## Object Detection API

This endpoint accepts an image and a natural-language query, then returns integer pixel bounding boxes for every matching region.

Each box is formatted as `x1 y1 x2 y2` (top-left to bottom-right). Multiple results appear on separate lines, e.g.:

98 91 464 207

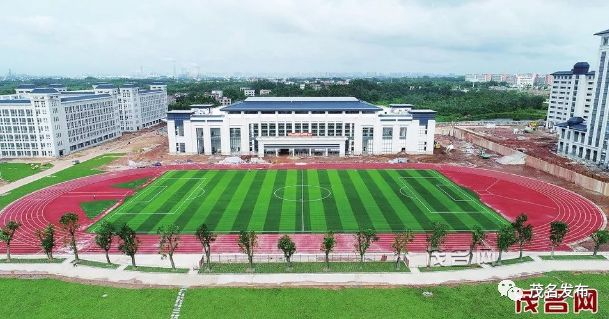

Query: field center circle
273 185 332 202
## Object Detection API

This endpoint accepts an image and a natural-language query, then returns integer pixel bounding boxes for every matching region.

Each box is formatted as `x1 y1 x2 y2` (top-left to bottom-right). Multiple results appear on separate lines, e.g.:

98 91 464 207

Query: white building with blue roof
551 28 609 168
167 97 435 157
0 82 167 158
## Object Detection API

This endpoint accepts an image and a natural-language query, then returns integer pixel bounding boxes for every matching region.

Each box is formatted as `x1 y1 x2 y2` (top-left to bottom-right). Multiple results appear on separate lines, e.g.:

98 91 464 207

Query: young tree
117 224 139 268
195 223 217 271
94 221 114 264
426 222 448 267
0 221 20 262
468 226 486 265
158 224 180 269
277 235 296 269
512 213 533 260
549 221 569 258
391 231 414 270
496 225 516 265
320 232 336 271
590 230 609 256
354 228 378 266
36 224 55 260
238 230 257 271
59 212 80 262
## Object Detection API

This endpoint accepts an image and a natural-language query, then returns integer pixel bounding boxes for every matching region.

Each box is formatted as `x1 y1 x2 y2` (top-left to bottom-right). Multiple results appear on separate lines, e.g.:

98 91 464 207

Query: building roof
409 109 437 114
139 89 162 94
0 99 31 104
61 91 96 95
552 71 573 76
30 88 59 94
95 84 116 89
594 28 609 36
16 84 35 89
222 97 382 112
48 84 66 88
60 94 111 102
120 83 138 88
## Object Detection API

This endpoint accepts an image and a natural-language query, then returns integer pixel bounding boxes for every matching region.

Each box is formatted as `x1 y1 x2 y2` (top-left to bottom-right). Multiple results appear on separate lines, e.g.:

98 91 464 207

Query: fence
207 252 394 264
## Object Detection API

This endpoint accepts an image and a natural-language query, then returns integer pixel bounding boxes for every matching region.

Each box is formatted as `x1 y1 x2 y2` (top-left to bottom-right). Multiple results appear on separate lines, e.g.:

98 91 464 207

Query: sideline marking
170 287 187 319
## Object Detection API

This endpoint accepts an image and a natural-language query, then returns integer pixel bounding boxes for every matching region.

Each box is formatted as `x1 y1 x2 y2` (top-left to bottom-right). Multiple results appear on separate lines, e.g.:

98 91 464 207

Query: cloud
0 0 607 76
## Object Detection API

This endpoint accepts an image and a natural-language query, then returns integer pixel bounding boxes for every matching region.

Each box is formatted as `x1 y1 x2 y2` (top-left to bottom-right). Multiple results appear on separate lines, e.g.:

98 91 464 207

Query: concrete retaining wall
442 126 609 197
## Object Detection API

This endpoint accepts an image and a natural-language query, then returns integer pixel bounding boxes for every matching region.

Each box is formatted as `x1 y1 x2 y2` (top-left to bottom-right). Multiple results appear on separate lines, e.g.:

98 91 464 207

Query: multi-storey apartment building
98 83 167 132
546 62 595 129
166 97 435 157
0 88 120 158
0 83 167 158
554 29 609 168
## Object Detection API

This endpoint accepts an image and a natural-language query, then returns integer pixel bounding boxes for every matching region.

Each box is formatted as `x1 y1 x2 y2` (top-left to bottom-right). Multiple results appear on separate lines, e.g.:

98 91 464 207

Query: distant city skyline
1 0 608 77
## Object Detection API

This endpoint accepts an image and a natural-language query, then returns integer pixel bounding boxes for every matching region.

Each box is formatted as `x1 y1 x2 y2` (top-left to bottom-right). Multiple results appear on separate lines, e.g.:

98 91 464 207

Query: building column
258 140 265 157
203 126 212 155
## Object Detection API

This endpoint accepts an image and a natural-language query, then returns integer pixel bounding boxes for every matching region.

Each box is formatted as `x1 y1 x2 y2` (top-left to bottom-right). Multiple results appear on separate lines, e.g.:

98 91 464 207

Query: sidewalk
0 253 607 287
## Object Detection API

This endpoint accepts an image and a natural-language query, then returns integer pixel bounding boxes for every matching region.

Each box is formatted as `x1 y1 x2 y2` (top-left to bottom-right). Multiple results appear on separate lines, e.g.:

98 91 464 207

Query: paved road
0 252 606 287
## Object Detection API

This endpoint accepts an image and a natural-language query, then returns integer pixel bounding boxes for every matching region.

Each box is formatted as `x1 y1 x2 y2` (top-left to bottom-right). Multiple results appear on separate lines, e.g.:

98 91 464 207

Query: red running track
0 163 605 255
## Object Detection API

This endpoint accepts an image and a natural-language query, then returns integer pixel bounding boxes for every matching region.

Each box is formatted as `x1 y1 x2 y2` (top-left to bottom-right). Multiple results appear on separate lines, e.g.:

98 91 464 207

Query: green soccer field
89 169 509 234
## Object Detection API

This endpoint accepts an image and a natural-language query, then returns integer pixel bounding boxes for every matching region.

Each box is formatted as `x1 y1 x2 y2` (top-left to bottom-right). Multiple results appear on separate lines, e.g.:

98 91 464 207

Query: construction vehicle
478 148 491 159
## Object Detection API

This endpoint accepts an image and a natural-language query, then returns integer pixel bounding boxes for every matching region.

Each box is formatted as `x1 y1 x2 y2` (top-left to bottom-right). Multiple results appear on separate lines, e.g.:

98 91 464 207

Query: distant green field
0 162 52 182
0 272 607 318
90 169 508 234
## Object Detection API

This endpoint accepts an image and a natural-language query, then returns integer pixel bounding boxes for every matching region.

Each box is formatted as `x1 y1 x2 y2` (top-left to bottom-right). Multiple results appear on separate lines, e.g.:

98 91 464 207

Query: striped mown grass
89 169 509 234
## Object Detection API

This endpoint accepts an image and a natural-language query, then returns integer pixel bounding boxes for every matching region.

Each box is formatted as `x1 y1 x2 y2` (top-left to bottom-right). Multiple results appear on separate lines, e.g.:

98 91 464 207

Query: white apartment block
546 62 595 129
0 87 120 158
516 74 537 89
243 89 256 97
94 83 167 132
259 89 272 96
167 97 435 157
0 82 167 158
555 29 609 168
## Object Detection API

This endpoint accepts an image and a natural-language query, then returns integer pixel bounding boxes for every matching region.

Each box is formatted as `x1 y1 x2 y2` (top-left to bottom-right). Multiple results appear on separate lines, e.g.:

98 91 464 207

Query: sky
1 0 608 77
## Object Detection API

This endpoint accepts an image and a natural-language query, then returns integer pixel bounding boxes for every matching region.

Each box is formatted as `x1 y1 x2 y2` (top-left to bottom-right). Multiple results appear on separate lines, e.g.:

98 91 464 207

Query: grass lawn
0 272 606 318
0 278 177 319
0 162 52 182
113 177 150 189
76 259 119 269
418 264 481 272
539 254 607 260
90 169 508 234
0 258 65 264
125 265 189 273
493 256 535 266
0 154 123 211
200 262 410 273
80 200 118 219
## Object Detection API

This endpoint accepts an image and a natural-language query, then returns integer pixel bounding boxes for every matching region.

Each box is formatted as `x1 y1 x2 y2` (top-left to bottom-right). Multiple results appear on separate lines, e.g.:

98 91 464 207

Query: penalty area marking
398 176 485 215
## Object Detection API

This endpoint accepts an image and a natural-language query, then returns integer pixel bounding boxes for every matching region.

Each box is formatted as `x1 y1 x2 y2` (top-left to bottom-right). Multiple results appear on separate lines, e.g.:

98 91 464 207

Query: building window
210 128 221 154
230 127 241 155
362 127 374 155
382 127 393 153
174 120 184 137
604 37 609 46
399 127 407 139
175 143 185 153
196 128 204 154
